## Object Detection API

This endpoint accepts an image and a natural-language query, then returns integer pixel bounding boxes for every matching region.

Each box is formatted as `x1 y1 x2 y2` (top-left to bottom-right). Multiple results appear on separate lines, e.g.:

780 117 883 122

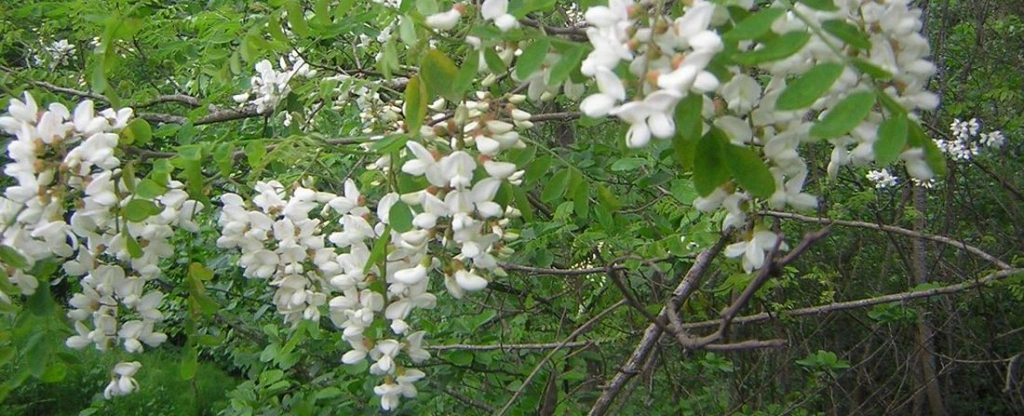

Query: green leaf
124 118 152 146
25 279 54 319
874 114 908 166
515 39 550 79
673 93 704 172
136 179 167 199
40 362 67 383
25 333 49 378
447 350 474 366
732 32 810 65
725 145 776 198
284 3 310 37
400 16 419 46
421 49 459 101
91 63 108 94
524 155 552 184
315 386 343 400
908 121 947 177
180 344 198 380
541 169 571 203
547 45 586 86
245 141 266 166
189 262 215 281
596 184 622 211
693 129 730 196
124 199 160 222
404 75 428 134
610 157 647 172
821 19 871 50
452 49 480 99
363 227 391 274
0 245 29 269
124 233 143 259
797 0 839 11
776 63 844 111
851 58 892 80
573 178 591 221
484 48 508 74
389 201 414 232
809 91 876 139
723 8 785 41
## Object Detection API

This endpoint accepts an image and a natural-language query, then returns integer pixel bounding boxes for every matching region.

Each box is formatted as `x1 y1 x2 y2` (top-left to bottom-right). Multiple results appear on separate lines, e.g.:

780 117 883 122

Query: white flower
482 0 519 32
725 231 786 273
103 362 142 399
425 7 462 31
866 168 898 189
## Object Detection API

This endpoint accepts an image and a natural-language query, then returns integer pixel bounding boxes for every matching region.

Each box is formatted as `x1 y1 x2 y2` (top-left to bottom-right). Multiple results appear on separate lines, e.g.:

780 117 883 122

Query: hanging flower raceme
0 92 204 400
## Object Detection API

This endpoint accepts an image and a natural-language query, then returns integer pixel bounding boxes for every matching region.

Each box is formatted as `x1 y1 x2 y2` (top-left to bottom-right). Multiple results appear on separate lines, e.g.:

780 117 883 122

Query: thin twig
588 234 731 416
674 268 1023 330
427 340 605 351
762 210 1012 270
496 299 627 416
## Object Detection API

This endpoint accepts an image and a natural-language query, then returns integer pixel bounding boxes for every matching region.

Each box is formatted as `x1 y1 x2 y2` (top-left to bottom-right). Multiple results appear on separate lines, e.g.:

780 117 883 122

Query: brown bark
910 186 947 416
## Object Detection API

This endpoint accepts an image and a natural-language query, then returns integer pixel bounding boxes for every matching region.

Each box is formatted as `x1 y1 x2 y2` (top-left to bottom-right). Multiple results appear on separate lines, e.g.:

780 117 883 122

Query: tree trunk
910 186 947 416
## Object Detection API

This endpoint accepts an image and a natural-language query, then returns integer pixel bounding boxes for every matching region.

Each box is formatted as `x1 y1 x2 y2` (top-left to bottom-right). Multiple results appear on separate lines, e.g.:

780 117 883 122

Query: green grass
1 346 238 416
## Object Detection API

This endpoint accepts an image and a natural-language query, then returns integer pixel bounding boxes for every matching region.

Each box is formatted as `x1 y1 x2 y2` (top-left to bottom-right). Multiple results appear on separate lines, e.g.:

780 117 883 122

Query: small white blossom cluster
866 169 899 189
232 51 317 114
32 39 76 67
0 92 204 399
937 118 1005 161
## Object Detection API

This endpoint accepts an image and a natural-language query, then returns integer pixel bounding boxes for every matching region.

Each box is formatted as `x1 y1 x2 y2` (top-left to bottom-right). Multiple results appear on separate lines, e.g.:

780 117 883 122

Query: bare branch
497 299 627 416
136 94 201 108
588 234 731 416
427 340 606 351
676 268 1023 330
428 380 496 414
763 210 1012 270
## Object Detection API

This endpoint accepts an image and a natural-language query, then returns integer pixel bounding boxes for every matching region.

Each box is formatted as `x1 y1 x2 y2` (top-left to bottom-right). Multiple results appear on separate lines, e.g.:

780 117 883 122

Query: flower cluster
574 1 940 273
232 51 317 114
0 93 204 399
937 118 1005 161
32 39 76 67
866 169 899 189
216 87 529 409
580 0 722 148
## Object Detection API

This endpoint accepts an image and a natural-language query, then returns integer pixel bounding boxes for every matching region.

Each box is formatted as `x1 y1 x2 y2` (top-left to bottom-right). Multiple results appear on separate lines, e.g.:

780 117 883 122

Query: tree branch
427 340 606 351
588 234 730 416
675 268 1023 330
762 210 1012 270
496 299 627 416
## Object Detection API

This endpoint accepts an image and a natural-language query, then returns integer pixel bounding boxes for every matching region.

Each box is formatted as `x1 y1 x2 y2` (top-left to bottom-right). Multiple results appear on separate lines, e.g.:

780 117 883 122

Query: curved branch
763 210 1012 270
588 234 731 416
427 340 606 351
675 268 1023 330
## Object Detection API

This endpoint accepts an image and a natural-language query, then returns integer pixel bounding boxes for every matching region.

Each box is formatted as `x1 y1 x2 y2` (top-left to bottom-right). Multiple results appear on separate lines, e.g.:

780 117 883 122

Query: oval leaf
874 114 908 166
776 63 845 110
724 8 785 41
515 39 550 80
725 145 776 199
421 49 459 101
540 169 571 203
733 32 811 66
810 91 876 139
404 75 428 133
693 129 730 196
